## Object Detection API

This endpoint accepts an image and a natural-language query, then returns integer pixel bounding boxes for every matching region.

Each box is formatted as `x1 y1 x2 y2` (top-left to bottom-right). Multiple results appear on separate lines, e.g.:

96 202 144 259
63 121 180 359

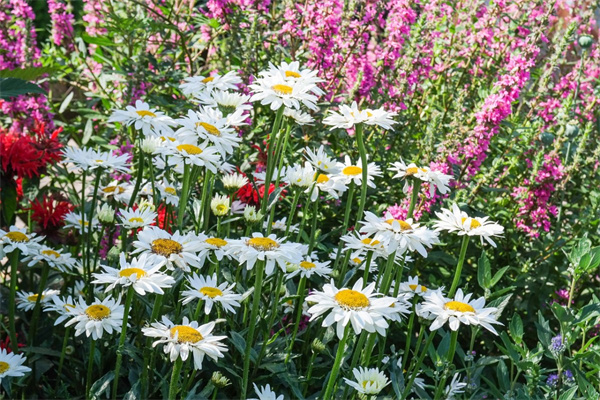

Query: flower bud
210 194 230 217
140 137 160 154
211 371 230 388
311 338 326 353
243 206 263 223
97 204 115 223
578 34 593 49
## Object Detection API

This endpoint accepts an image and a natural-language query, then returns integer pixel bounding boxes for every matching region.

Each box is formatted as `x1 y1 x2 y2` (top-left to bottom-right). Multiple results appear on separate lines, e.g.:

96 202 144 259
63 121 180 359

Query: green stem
401 299 418 371
406 180 422 219
86 171 102 292
255 270 284 371
361 251 374 283
168 358 184 400
285 276 307 362
241 262 265 399
434 330 459 400
202 170 214 231
285 190 301 236
334 182 356 280
354 123 369 227
86 340 96 399
322 326 350 400
127 149 145 209
8 250 20 354
28 263 50 347
112 286 135 400
303 351 318 396
401 332 435 399
260 107 285 219
141 294 163 399
177 163 192 230
57 327 71 377
448 235 470 298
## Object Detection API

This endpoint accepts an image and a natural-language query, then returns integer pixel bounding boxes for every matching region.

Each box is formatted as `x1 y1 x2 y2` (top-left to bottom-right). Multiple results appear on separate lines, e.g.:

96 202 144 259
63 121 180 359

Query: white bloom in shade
93 253 175 295
176 108 241 156
65 296 124 340
249 383 284 400
307 173 348 202
337 156 382 188
323 101 397 130
180 71 242 96
195 90 252 116
284 162 315 188
0 226 43 257
222 172 248 190
142 316 227 370
445 373 467 399
119 207 157 229
63 211 99 234
0 348 31 381
389 159 453 197
304 145 341 174
359 211 439 257
157 180 180 206
108 100 175 136
44 295 77 326
261 61 324 96
343 367 390 396
165 140 221 173
227 233 303 276
61 147 130 173
16 289 59 311
264 217 298 234
132 226 203 272
286 257 332 280
420 289 502 334
434 203 504 247
97 203 115 223
249 73 319 111
284 108 315 125
210 194 230 216
306 278 400 339
180 273 242 314
23 246 77 272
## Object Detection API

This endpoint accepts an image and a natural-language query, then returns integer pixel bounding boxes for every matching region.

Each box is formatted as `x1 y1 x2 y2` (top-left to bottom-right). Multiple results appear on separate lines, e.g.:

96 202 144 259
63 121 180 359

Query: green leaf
478 251 492 289
558 386 578 400
489 266 510 288
0 78 46 99
83 119 93 145
573 303 600 325
89 371 115 400
58 91 74 114
82 33 118 47
1 183 17 224
509 313 523 344
0 66 56 80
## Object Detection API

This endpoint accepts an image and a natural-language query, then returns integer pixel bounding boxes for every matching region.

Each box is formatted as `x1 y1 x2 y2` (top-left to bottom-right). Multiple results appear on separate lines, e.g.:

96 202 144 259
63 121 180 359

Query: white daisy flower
306 278 401 339
283 162 315 188
108 100 175 136
16 289 60 311
180 273 242 314
0 226 43 257
243 205 264 223
249 73 319 111
263 217 298 234
304 145 341 174
420 288 502 334
260 60 324 96
283 108 315 125
249 383 284 400
323 101 397 130
63 211 99 234
195 234 232 266
22 245 77 272
132 227 203 272
286 257 332 280
396 276 430 299
340 232 390 261
92 253 175 295
389 159 453 196
142 316 227 370
140 136 162 154
222 172 248 191
44 295 78 326
194 90 252 117
343 366 390 396
433 203 504 247
180 71 242 96
165 139 221 174
445 373 468 400
227 233 303 276
0 348 31 381
61 147 130 173
359 211 439 257
99 181 129 203
337 155 382 188
176 108 241 156
65 296 124 340
307 173 348 202
119 207 157 229
157 179 180 206
211 194 230 216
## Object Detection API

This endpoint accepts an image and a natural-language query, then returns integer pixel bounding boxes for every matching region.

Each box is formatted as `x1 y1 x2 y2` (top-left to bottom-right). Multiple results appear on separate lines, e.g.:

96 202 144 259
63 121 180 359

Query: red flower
0 334 25 353
236 182 285 206
157 203 175 233
29 195 73 230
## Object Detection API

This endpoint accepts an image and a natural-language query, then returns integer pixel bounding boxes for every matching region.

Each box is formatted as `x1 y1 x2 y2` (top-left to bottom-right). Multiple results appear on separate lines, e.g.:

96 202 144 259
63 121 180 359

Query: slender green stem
241 262 265 399
255 270 284 371
354 123 369 227
127 149 145 209
308 199 319 253
260 107 285 218
285 190 301 236
401 299 418 371
201 170 214 231
434 330 459 400
86 340 96 399
168 358 184 400
401 332 435 399
86 172 102 292
448 235 470 298
343 331 367 399
177 163 191 230
322 326 350 400
57 326 71 377
334 182 356 280
295 199 311 242
8 250 20 354
361 251 374 283
141 294 163 398
28 263 50 347
285 276 307 362
406 180 422 219
112 286 135 400
303 351 318 396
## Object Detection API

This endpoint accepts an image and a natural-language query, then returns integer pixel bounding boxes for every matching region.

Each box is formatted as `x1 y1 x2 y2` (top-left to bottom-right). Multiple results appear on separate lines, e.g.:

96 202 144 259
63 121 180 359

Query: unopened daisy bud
107 246 120 262
65 345 75 355
211 194 230 216
243 206 263 223
311 338 326 353
140 137 160 154
138 199 155 212
97 204 115 223
211 371 230 388
222 172 248 191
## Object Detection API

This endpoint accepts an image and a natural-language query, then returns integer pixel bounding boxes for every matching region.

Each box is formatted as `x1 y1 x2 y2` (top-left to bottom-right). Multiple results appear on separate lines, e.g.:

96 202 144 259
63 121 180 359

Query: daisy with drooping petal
420 288 502 334
227 233 303 276
306 278 401 339
286 257 332 280
307 173 348 202
0 226 43 257
389 159 453 196
284 108 315 125
396 275 430 299
340 232 390 262
264 217 298 234
65 296 124 340
0 348 31 382
93 253 175 295
63 211 99 234
157 179 180 206
195 90 252 117
142 316 228 370
249 383 284 400
180 71 242 96
176 108 241 156
108 100 175 136
343 366 390 397
304 145 341 174
99 181 129 202
119 207 157 229
196 234 232 266
222 172 248 191
16 289 60 311
44 295 78 326
132 227 203 272
249 73 319 111
261 60 324 96
180 273 242 314
337 156 382 188
323 101 397 130
23 245 77 272
434 203 504 247
164 139 221 173
61 147 131 173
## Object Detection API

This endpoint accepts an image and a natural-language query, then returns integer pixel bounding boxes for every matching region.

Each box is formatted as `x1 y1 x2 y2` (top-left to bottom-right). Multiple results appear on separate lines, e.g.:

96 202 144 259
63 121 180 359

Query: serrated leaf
0 78 46 99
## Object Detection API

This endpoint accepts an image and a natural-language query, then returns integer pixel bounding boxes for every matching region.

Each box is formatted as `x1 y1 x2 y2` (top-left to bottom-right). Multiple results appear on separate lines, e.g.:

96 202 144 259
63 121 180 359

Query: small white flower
323 101 397 130
389 159 453 197
195 90 252 118
264 217 298 234
132 227 203 272
97 203 116 223
337 155 382 188
304 145 341 174
22 246 77 272
222 172 248 191
445 373 468 399
343 366 390 396
0 226 43 257
140 136 161 154
243 206 264 223
227 233 303 276
65 296 124 340
44 295 78 326
249 383 284 400
0 348 31 381
61 147 131 173
119 207 157 229
283 162 315 188
180 71 242 96
284 108 315 125
340 232 390 262
63 211 100 234
307 173 348 202
99 181 129 203
260 61 324 96
286 257 332 280
164 140 222 174
181 273 242 314
175 108 241 156
434 203 504 247
249 73 319 111
157 179 180 206
108 100 175 136
16 289 60 311
396 275 430 299
210 194 230 216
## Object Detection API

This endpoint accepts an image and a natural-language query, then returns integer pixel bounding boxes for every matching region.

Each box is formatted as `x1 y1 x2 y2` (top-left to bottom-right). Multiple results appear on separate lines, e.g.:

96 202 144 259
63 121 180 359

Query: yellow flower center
461 217 481 229
361 238 381 246
362 380 375 388
247 237 280 251
165 187 177 195
42 249 60 258
202 77 215 83
334 289 369 310
196 122 221 136
85 304 111 320
0 361 9 374
103 186 117 193
27 294 44 302
385 219 412 231
408 284 427 292
352 257 362 265
205 238 228 247
129 217 144 224
77 219 90 226
405 167 427 175
199 286 223 298
300 261 316 270
160 136 176 142
136 110 157 118
118 268 147 279
95 159 104 163
315 174 329 184
342 166 362 176
151 238 183 257
177 144 203 155
216 204 228 213
5 231 29 242
285 70 302 78
445 301 475 313
170 325 203 343
272 84 293 95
